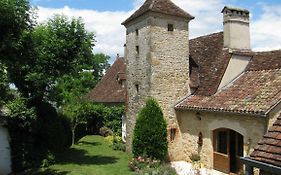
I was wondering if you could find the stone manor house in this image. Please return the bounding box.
[89,0,281,174]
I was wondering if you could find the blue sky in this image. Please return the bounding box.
[32,0,281,62]
[31,0,280,17]
[31,0,134,11]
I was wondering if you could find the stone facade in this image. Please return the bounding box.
[174,110,268,169]
[124,13,191,152]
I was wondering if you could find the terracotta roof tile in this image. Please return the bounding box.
[176,69,281,115]
[250,116,281,167]
[189,32,232,96]
[122,0,194,25]
[87,58,126,103]
[247,50,281,71]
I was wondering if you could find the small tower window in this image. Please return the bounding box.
[170,128,176,142]
[135,84,139,93]
[136,29,139,36]
[136,46,139,55]
[168,24,174,31]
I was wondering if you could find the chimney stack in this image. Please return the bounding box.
[222,6,251,50]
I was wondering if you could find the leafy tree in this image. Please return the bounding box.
[132,98,168,161]
[6,15,98,105]
[62,100,88,146]
[0,62,9,105]
[0,0,34,61]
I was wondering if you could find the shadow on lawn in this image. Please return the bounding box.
[15,169,69,175]
[77,140,101,146]
[56,148,119,165]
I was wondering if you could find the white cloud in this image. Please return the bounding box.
[35,0,281,63]
[251,4,281,51]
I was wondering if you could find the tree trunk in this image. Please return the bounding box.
[71,128,75,146]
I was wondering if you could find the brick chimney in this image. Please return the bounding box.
[222,6,251,50]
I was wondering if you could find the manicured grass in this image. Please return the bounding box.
[21,135,133,175]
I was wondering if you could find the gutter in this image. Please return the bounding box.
[241,157,281,175]
[175,106,266,118]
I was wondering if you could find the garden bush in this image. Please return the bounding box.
[105,135,126,152]
[99,126,113,137]
[6,97,37,172]
[85,104,124,136]
[132,98,168,161]
[6,98,72,172]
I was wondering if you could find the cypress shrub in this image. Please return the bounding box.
[132,98,168,160]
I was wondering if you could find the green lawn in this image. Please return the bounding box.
[21,135,133,175]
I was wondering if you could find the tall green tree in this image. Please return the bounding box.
[133,98,168,161]
[0,0,34,61]
[5,15,109,106]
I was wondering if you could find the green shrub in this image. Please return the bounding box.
[105,135,125,151]
[189,153,201,162]
[104,106,124,136]
[132,98,168,161]
[6,98,71,172]
[99,126,113,137]
[35,102,71,152]
[41,151,55,168]
[6,97,37,172]
[112,142,126,152]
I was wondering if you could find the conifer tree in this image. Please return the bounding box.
[132,98,168,160]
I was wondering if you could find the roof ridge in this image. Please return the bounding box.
[190,31,223,41]
[254,49,281,54]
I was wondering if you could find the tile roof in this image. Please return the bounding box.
[176,69,281,115]
[122,0,194,25]
[250,114,281,167]
[87,57,126,103]
[247,50,281,71]
[189,32,232,96]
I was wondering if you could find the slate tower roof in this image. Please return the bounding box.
[122,0,194,25]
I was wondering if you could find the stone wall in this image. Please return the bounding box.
[172,110,267,168]
[124,13,190,152]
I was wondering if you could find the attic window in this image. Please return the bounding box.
[136,29,139,36]
[168,24,174,32]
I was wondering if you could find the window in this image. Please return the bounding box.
[135,84,139,93]
[136,29,139,36]
[168,24,174,31]
[136,46,139,55]
[216,131,228,154]
[170,128,176,142]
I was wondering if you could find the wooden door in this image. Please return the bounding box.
[213,129,230,174]
[235,132,244,174]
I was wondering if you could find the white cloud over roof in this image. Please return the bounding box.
[35,0,281,63]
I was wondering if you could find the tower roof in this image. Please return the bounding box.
[122,0,194,26]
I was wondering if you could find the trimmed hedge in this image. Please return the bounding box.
[132,98,168,160]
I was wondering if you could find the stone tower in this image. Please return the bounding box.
[222,6,251,50]
[122,0,194,153]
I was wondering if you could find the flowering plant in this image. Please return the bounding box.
[128,155,161,172]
